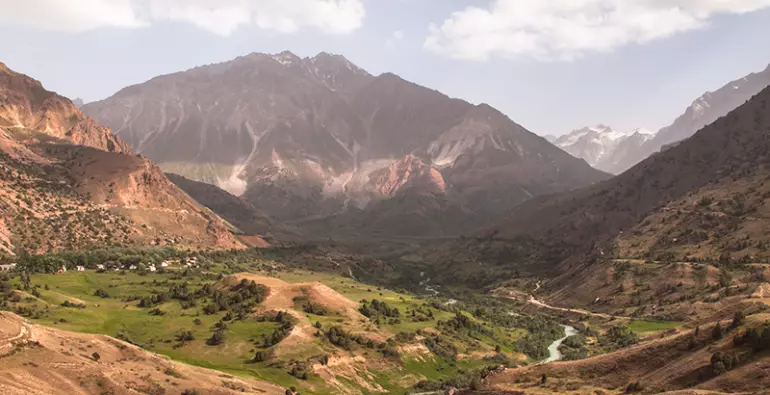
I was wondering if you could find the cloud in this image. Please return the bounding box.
[425,0,770,61]
[0,0,144,33]
[0,0,365,35]
[392,30,405,40]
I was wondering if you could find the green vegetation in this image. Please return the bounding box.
[0,247,566,395]
[627,320,682,334]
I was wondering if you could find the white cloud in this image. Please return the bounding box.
[425,0,770,61]
[392,30,405,40]
[0,0,144,33]
[0,0,365,36]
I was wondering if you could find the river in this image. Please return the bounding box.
[541,324,578,363]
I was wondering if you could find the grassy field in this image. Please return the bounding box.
[627,319,683,334]
[3,265,534,395]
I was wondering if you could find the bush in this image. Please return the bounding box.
[207,329,226,346]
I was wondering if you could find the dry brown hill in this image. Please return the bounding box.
[0,62,243,254]
[0,311,284,395]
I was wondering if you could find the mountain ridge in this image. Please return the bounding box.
[83,51,609,237]
[0,61,244,254]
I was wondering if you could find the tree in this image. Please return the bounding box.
[712,322,723,341]
[541,374,547,385]
[731,311,746,329]
[91,352,100,361]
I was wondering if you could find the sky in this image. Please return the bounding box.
[1,0,769,137]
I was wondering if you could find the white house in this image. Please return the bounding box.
[129,265,137,270]
[0,263,16,271]
[160,262,169,267]
[76,266,85,272]
[57,266,67,274]
[96,264,105,270]
[149,266,157,272]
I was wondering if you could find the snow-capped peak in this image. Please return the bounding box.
[551,125,656,174]
[270,51,301,66]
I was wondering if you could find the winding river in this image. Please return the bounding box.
[542,324,578,363]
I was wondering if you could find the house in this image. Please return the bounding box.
[160,262,169,267]
[76,266,85,272]
[149,266,157,272]
[96,264,105,270]
[0,264,16,271]
[129,265,137,270]
[57,265,67,274]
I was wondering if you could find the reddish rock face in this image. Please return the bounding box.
[0,61,243,253]
[0,62,130,154]
[368,155,445,197]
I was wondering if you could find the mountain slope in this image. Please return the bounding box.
[0,62,243,254]
[83,52,608,236]
[166,172,294,240]
[601,63,770,174]
[430,83,770,291]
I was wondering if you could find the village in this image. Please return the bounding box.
[51,256,202,274]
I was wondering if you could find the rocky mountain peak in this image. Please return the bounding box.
[269,50,302,66]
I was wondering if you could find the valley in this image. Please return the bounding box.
[1,18,770,394]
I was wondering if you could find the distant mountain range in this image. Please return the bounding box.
[553,63,770,174]
[83,51,608,236]
[547,125,656,173]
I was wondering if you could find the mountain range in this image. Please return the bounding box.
[82,51,608,236]
[547,125,656,173]
[553,62,770,174]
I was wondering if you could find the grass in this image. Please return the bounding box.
[627,319,683,334]
[6,267,530,395]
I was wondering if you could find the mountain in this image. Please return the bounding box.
[166,172,293,241]
[593,62,770,174]
[552,125,656,173]
[82,51,609,236]
[0,61,243,254]
[71,97,84,108]
[430,83,770,299]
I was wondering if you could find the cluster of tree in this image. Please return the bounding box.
[259,311,296,348]
[359,299,400,320]
[733,323,770,351]
[413,365,502,392]
[601,325,639,350]
[293,295,328,316]
[423,334,459,360]
[93,288,110,298]
[60,300,86,309]
[710,351,742,375]
[288,362,310,380]
[438,312,492,338]
[138,292,170,308]
[558,334,589,361]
